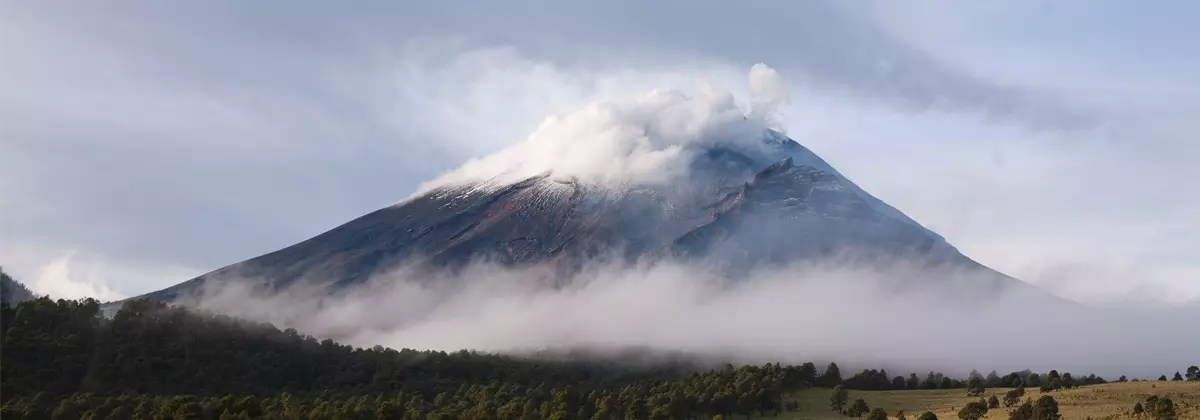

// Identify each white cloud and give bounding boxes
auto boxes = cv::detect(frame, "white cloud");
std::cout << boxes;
[747,63,791,128]
[417,74,769,192]
[188,259,1198,378]
[33,252,126,301]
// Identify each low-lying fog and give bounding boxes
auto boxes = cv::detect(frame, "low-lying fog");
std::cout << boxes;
[187,257,1199,380]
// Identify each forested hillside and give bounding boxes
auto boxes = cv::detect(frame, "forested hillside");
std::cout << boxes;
[1,297,804,419]
[0,267,35,305]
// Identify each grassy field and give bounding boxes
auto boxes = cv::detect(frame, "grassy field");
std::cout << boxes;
[767,381,1200,419]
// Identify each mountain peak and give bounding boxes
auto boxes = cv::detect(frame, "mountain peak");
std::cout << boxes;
[137,127,1021,304]
[131,70,1027,303]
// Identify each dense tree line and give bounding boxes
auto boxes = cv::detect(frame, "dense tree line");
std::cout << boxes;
[1,297,817,418]
[3,294,1189,419]
[3,298,697,400]
[1,366,798,420]
[0,267,35,305]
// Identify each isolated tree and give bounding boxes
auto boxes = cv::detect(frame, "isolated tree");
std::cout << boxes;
[957,400,988,420]
[830,386,849,412]
[1187,366,1200,381]
[966,376,984,396]
[847,399,870,418]
[987,395,1000,409]
[917,411,938,420]
[1133,402,1145,416]
[1152,397,1175,420]
[1118,375,1128,382]
[820,363,844,387]
[1158,375,1168,381]
[1171,372,1183,381]
[1032,395,1060,420]
[866,407,889,420]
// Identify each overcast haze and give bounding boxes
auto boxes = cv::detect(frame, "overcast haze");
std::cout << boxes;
[2,1,1198,307]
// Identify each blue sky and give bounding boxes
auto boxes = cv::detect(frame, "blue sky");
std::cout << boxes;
[1,0,1197,305]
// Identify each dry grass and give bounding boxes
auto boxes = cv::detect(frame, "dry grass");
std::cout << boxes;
[766,381,1200,419]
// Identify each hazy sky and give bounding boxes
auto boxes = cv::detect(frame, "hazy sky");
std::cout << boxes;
[2,1,1197,306]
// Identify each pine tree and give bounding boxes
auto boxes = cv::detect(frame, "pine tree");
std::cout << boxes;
[820,363,843,387]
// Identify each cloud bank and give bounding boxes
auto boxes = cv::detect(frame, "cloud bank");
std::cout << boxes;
[186,258,1198,379]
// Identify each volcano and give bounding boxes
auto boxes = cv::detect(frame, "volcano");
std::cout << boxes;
[138,123,1038,304]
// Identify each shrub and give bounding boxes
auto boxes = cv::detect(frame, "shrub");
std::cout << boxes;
[1032,395,1060,420]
